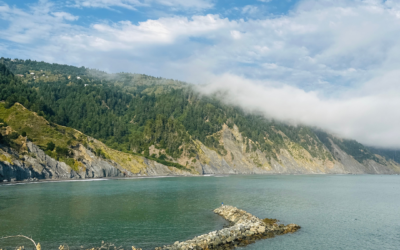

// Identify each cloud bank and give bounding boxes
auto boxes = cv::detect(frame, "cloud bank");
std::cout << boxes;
[198,73,400,149]
[0,0,400,148]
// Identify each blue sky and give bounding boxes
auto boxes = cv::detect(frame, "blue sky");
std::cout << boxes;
[1,0,400,148]
[6,0,299,27]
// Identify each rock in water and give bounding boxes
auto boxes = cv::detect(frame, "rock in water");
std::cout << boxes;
[155,205,300,250]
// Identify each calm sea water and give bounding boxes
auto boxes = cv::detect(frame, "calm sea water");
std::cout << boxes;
[0,175,399,250]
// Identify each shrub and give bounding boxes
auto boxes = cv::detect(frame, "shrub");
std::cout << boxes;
[158,154,167,160]
[65,158,75,169]
[0,118,7,127]
[21,131,27,137]
[56,146,69,156]
[46,141,56,151]
[8,132,19,140]
[95,148,107,159]
[148,155,186,170]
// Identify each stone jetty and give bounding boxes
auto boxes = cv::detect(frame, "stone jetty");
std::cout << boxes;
[155,205,300,250]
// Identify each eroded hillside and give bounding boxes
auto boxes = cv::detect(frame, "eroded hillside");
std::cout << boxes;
[0,103,193,182]
[1,58,400,181]
[182,124,400,174]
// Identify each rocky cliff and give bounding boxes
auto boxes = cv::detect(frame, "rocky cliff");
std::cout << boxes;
[2,123,400,183]
[0,103,194,182]
[1,103,400,183]
[0,141,192,182]
[186,125,400,175]
[1,59,400,182]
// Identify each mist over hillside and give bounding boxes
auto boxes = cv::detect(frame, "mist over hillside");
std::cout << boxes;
[0,57,399,180]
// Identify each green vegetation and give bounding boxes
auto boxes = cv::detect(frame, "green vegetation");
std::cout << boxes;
[0,57,398,167]
[146,155,186,170]
[95,148,108,159]
[368,147,400,164]
[0,102,77,150]
[46,141,56,151]
[313,129,383,163]
[0,101,81,166]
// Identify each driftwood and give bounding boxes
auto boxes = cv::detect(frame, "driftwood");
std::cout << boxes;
[0,235,40,250]
[0,237,142,250]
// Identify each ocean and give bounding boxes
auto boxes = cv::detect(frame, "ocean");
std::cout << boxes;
[0,175,399,249]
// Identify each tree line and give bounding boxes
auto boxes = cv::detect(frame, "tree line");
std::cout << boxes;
[0,58,392,165]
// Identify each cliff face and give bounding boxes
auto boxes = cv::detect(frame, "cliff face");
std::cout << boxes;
[0,103,194,182]
[0,141,192,182]
[2,125,400,183]
[1,60,399,182]
[188,125,400,175]
[2,123,400,183]
[1,104,400,183]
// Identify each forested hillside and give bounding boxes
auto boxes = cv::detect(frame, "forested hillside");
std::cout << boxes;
[1,57,399,176]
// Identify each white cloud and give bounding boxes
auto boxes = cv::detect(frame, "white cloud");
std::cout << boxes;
[89,14,230,46]
[51,11,79,21]
[71,0,214,10]
[230,30,241,40]
[72,0,142,10]
[147,0,213,9]
[2,0,400,148]
[242,5,259,15]
[197,73,400,149]
[0,1,78,44]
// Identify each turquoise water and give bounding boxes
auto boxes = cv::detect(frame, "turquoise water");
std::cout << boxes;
[0,175,399,249]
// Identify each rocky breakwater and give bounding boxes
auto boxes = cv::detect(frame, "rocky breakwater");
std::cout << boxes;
[155,205,300,250]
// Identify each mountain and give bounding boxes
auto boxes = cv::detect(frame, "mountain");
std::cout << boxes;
[0,57,399,182]
[0,102,192,182]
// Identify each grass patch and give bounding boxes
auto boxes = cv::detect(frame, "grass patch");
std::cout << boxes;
[147,155,186,170]
[0,103,77,149]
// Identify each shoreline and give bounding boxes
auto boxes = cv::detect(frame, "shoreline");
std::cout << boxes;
[1,172,398,186]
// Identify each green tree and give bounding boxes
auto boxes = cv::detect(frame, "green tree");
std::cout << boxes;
[46,141,56,151]
[56,146,69,156]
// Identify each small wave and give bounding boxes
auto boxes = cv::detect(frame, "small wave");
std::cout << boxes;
[116,176,177,180]
[0,178,109,187]
[0,183,26,186]
[52,178,109,183]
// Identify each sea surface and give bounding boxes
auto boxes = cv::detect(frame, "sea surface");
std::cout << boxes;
[0,175,399,250]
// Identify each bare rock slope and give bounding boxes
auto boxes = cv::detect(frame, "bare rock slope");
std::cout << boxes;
[189,125,400,175]
[1,103,399,182]
[0,141,192,182]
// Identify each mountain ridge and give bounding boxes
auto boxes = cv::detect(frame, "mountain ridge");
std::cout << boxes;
[0,102,193,182]
[0,57,399,182]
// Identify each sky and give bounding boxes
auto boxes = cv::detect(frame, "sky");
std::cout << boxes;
[0,0,400,149]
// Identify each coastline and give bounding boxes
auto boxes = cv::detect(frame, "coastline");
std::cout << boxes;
[2,172,397,186]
